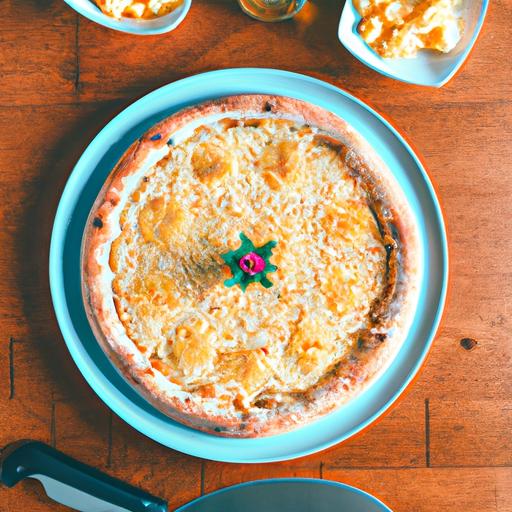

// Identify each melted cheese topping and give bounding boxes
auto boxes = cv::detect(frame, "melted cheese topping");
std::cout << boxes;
[95,0,182,19]
[354,0,463,58]
[110,118,387,412]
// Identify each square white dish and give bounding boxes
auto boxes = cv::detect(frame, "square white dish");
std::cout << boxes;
[64,0,191,35]
[339,0,489,87]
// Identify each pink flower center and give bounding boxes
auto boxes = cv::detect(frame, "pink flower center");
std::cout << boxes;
[239,252,266,275]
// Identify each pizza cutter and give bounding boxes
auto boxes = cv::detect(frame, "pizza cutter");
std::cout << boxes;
[0,440,392,511]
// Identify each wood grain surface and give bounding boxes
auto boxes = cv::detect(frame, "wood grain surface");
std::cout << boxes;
[0,0,511,510]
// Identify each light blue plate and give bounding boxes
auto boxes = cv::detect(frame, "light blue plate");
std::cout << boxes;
[49,68,448,463]
[339,0,489,87]
[179,479,393,511]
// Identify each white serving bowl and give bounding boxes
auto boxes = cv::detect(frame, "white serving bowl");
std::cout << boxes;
[64,0,191,35]
[339,0,489,87]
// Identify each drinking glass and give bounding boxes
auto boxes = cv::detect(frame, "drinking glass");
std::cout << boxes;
[237,0,308,21]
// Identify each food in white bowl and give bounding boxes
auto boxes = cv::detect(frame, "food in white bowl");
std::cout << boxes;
[94,0,183,19]
[353,0,464,59]
[64,0,191,35]
[338,0,488,86]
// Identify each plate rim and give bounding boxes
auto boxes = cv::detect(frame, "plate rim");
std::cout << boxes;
[49,68,449,463]
[176,477,393,511]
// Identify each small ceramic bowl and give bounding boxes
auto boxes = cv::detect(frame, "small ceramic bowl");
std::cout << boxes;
[339,0,489,87]
[64,0,192,35]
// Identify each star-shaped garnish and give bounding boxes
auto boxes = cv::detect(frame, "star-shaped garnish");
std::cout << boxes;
[221,233,278,292]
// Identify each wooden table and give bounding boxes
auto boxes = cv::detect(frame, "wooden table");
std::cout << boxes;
[0,0,510,510]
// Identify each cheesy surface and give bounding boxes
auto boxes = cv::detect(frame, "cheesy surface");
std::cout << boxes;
[109,118,387,413]
[95,0,182,19]
[354,0,463,58]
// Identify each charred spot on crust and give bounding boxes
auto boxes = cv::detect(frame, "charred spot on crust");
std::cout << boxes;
[389,222,400,244]
[264,101,273,112]
[315,134,340,148]
[375,332,387,343]
[360,187,402,328]
[357,331,387,351]
[314,134,349,159]
[150,133,162,141]
[366,196,400,324]
[93,217,103,228]
[384,241,396,279]
[348,354,358,364]
[143,176,149,182]
[214,426,225,433]
[369,203,385,239]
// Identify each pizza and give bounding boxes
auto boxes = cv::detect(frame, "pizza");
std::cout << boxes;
[82,95,421,437]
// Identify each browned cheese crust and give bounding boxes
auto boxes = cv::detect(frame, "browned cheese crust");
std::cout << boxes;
[82,95,421,437]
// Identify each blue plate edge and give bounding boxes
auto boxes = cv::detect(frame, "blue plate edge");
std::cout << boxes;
[176,478,394,511]
[48,68,449,463]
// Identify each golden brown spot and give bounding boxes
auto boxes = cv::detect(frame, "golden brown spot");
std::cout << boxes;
[151,359,172,376]
[243,119,261,128]
[299,346,329,374]
[177,326,192,339]
[138,196,166,243]
[197,384,216,398]
[220,118,240,129]
[259,140,301,181]
[218,351,271,395]
[109,236,123,273]
[173,318,217,377]
[192,142,235,183]
[158,203,188,244]
[261,170,283,190]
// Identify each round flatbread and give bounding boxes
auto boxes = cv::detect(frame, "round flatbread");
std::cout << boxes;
[82,95,421,437]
